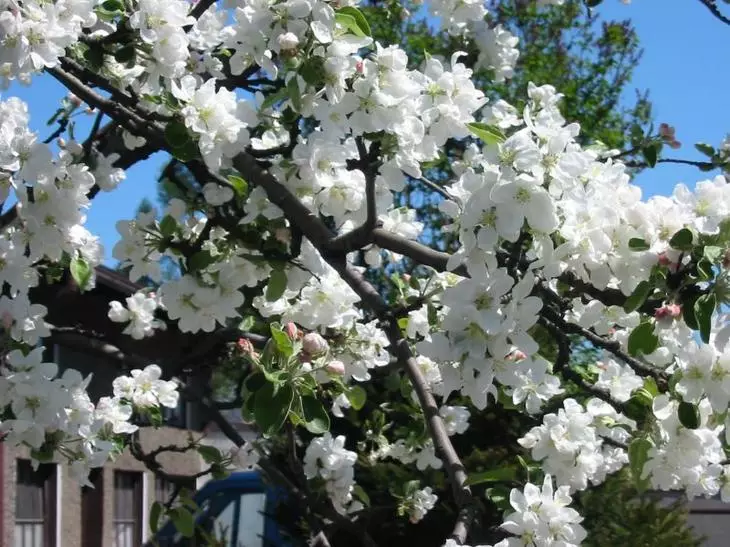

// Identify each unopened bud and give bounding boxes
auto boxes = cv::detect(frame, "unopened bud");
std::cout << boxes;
[67,93,82,107]
[356,61,364,74]
[655,303,681,324]
[236,337,254,354]
[275,228,291,244]
[284,322,299,340]
[1,311,13,330]
[302,332,329,356]
[658,252,672,266]
[326,360,345,376]
[507,349,526,361]
[277,32,299,52]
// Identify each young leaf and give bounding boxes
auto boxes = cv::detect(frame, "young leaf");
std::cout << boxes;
[464,466,517,486]
[337,6,372,36]
[668,227,694,251]
[466,122,506,145]
[266,269,288,302]
[628,238,651,251]
[301,395,330,434]
[286,76,302,112]
[704,245,724,264]
[168,507,195,538]
[624,280,652,313]
[335,12,365,37]
[270,325,294,357]
[159,215,177,238]
[227,175,248,198]
[678,401,700,429]
[695,142,716,157]
[254,382,293,435]
[347,385,367,410]
[628,437,652,491]
[165,120,191,148]
[187,250,216,273]
[70,257,92,292]
[694,293,716,344]
[150,502,164,534]
[628,322,659,356]
[197,445,222,464]
[642,142,659,168]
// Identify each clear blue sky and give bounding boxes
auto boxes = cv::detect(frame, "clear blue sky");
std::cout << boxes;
[4,1,729,264]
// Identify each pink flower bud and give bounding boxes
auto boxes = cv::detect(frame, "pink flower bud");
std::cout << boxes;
[356,61,364,74]
[285,322,299,340]
[236,338,254,355]
[326,360,345,376]
[655,303,681,323]
[275,228,291,244]
[1,311,13,330]
[302,332,328,356]
[507,350,526,362]
[658,253,671,266]
[67,93,82,107]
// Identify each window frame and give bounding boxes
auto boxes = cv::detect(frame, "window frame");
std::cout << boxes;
[15,459,57,547]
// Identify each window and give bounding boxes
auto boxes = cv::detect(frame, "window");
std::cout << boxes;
[155,475,196,508]
[15,459,56,547]
[81,469,104,547]
[113,471,143,547]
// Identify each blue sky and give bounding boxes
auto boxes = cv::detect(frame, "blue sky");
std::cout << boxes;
[4,1,729,264]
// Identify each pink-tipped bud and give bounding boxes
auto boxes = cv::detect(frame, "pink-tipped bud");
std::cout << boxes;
[658,252,672,266]
[655,303,681,322]
[285,322,299,340]
[236,338,254,355]
[302,332,328,356]
[275,228,291,244]
[67,93,82,107]
[1,311,13,330]
[659,123,675,140]
[508,349,527,362]
[326,360,345,376]
[356,61,364,74]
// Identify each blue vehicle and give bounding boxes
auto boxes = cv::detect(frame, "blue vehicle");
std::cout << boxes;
[151,471,296,547]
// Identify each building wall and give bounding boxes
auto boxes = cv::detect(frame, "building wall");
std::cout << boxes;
[2,425,203,547]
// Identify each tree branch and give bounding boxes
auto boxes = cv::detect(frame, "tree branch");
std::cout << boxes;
[698,0,730,26]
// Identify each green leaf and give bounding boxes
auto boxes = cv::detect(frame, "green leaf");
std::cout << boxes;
[628,238,650,251]
[301,395,330,434]
[585,0,604,6]
[695,293,716,344]
[704,245,724,263]
[695,143,716,158]
[286,77,302,112]
[336,6,371,36]
[113,45,135,64]
[642,142,660,168]
[244,372,266,394]
[197,445,222,464]
[270,325,294,358]
[628,322,659,356]
[623,280,652,313]
[254,383,293,435]
[485,485,512,511]
[464,466,517,486]
[70,257,92,292]
[242,391,256,422]
[347,385,367,410]
[165,120,191,148]
[266,269,288,301]
[83,47,105,69]
[261,87,289,111]
[643,377,659,397]
[466,122,506,145]
[353,484,370,507]
[170,139,199,162]
[150,502,164,534]
[168,507,195,538]
[159,215,177,238]
[678,401,700,429]
[683,294,699,330]
[187,250,216,273]
[697,257,714,281]
[628,437,652,492]
[335,12,365,37]
[668,227,694,251]
[299,56,326,86]
[227,175,248,198]
[101,0,124,11]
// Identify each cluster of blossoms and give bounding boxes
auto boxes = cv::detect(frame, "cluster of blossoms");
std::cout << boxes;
[3,0,730,542]
[303,432,361,514]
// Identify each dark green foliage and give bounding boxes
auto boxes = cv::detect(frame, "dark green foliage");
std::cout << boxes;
[577,471,703,547]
